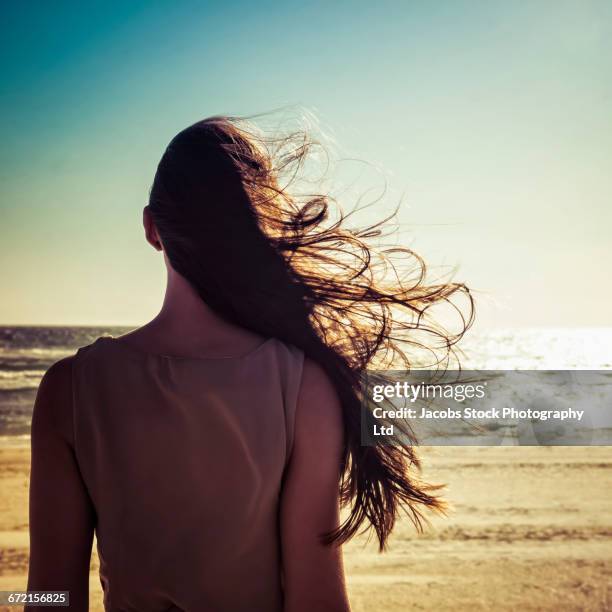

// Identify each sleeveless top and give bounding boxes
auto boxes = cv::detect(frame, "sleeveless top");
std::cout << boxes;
[72,336,304,612]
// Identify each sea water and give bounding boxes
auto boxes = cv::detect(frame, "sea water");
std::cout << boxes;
[0,326,610,437]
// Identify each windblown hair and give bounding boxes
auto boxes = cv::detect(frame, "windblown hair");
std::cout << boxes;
[148,115,473,550]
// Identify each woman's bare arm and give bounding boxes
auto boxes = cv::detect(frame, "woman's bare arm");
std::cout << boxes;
[26,357,95,612]
[280,358,351,612]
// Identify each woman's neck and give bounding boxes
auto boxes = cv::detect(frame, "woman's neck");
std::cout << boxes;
[158,268,219,328]
[130,266,263,356]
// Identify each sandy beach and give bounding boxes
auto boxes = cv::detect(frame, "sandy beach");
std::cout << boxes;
[1,443,610,611]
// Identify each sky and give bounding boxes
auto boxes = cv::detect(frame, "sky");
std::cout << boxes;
[1,1,610,328]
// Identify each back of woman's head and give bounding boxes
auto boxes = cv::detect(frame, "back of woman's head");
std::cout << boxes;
[149,119,310,334]
[148,116,473,549]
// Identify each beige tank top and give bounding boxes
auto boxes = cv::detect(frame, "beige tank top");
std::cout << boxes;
[72,336,304,612]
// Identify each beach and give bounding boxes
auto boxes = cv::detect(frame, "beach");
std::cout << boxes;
[1,443,610,611]
[1,327,611,609]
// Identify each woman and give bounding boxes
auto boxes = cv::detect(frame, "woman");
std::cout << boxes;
[26,117,471,611]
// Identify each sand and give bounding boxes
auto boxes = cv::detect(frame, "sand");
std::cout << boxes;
[0,444,610,611]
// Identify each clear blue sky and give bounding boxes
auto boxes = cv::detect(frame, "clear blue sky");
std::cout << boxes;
[1,1,610,327]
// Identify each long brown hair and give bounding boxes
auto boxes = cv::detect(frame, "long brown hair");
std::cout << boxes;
[148,115,473,550]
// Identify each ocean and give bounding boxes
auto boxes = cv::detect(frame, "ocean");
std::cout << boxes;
[0,326,611,438]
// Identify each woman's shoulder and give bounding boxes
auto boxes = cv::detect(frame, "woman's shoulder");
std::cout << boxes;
[297,358,341,415]
[32,355,76,444]
[267,337,304,360]
[71,335,126,365]
[40,354,75,388]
